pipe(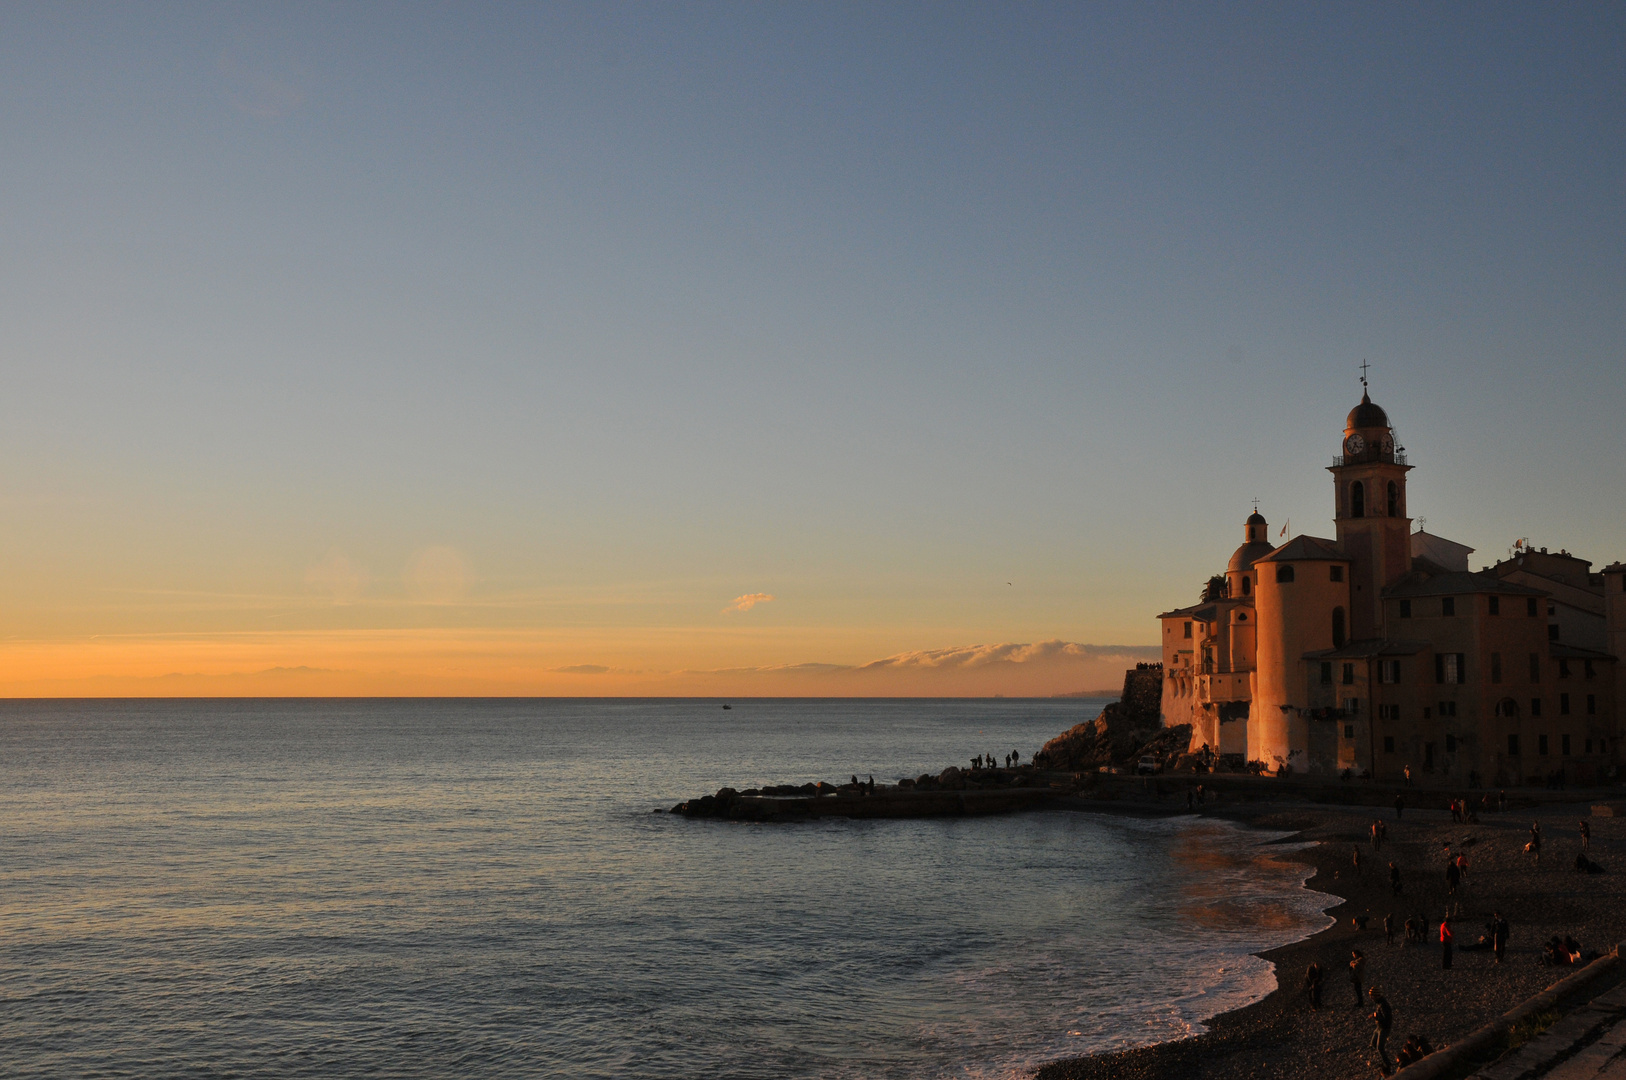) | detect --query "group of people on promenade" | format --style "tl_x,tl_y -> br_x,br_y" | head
1302,801 -> 1604,1076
